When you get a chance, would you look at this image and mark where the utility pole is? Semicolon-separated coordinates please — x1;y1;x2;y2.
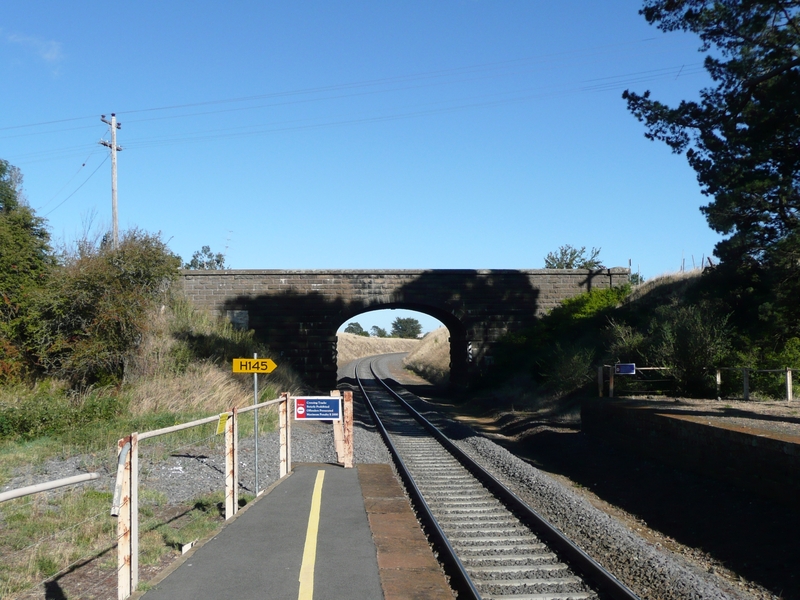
100;114;122;249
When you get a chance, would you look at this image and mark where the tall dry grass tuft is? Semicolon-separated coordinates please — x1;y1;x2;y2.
124;299;303;415
125;361;257;416
626;269;704;304
336;333;419;367
403;327;450;385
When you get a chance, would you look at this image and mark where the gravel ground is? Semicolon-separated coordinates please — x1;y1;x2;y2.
2;403;391;505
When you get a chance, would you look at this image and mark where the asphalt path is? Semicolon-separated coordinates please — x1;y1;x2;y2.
142;463;383;600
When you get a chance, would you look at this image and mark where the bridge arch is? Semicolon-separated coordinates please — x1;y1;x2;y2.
177;268;628;390
337;302;468;384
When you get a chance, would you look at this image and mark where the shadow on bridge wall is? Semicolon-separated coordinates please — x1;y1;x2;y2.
392;270;540;386
221;270;540;391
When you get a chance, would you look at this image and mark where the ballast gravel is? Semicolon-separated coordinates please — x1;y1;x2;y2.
387;386;762;600
2;401;391;507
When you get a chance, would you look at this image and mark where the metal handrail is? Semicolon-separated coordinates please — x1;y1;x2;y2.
0;472;100;504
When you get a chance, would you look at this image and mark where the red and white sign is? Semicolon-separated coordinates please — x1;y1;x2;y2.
294;397;341;420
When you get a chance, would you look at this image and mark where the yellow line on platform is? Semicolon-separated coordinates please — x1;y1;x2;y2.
298;470;325;600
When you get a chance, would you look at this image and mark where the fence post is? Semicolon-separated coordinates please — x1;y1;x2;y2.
716;369;722;400
117;436;132;600
331;390;344;462
609;368;615;398
130;433;139;593
225;409;237;520
743;368;750;401
597;367;604;397
279;394;288;478
787;368;793;402
287;394;292;473
343;391;354;468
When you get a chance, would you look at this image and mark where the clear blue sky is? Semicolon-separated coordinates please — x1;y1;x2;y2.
2;2;720;333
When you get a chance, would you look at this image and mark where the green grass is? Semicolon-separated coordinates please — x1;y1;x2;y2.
0;487;116;596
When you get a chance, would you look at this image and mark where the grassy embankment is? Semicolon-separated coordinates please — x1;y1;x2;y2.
402;269;800;434
335;332;419;367
0;300;300;598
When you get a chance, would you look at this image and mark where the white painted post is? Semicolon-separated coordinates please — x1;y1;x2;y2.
609;368;615;398
279;395;288;478
743;368;750;401
343;391;354;469
117;437;132;600
331;390;344;461
787;368;793;402
233;408;238;511
130;433;139;593
225;410;236;520
597;367;604;397
716;369;722;400
287;394;292;474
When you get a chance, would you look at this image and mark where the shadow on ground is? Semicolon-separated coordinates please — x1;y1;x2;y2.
474;415;799;599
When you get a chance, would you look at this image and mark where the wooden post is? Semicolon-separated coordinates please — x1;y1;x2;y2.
331;390;344;461
342;391;354;468
597;367;604;397
225;409;237;520
233;408;238;511
743;368;750;401
130;433;139;593
279;395;288;478
609;368;615;398
286;394;292;474
117;437;132;600
787;368;793;402
716;369;722;400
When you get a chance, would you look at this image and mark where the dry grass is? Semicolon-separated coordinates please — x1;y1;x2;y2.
403;327;450;385
627;268;704;303
336;333;419;367
125;361;258;416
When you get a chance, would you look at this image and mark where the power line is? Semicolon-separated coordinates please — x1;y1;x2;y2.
42;155;108;217
36;150;99;211
0;35;693;133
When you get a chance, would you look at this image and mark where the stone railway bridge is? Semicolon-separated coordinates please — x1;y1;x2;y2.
177;268;628;390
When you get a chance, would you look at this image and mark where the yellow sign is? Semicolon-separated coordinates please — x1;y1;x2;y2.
216;413;229;435
232;358;278;374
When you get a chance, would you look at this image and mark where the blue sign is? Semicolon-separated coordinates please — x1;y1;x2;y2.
614;363;636;375
295;397;342;420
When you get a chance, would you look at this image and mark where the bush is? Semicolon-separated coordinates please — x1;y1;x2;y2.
21;229;180;387
649;301;732;396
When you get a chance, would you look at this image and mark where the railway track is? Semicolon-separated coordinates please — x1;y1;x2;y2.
354;357;639;600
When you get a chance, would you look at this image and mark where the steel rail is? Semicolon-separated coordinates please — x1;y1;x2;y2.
364;358;640;600
355;360;482;600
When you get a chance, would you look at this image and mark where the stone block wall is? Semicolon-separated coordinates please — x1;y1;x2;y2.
177;268;629;389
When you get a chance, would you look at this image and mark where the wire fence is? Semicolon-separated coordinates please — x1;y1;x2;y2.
598;364;796;401
0;397;289;600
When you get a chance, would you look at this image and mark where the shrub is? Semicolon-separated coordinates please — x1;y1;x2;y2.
21;229;180;387
649;301;732;396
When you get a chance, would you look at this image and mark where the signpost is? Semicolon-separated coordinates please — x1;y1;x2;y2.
232;358;277;374
232;355;278;495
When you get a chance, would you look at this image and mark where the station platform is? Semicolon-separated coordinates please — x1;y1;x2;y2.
140;463;452;600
